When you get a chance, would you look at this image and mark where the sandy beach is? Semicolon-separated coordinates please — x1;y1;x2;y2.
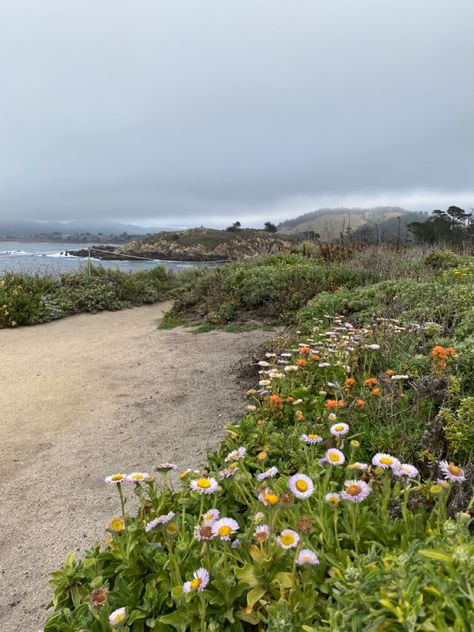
0;304;270;632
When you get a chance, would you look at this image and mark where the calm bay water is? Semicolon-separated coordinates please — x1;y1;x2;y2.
0;241;208;275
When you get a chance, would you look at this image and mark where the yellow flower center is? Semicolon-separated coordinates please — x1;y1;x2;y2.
219;525;232;537
308;434;319;440
264;492;279;505
110;518;125;532
380;457;393;465
190;578;202;591
335;425;344;432
328;452;341;462
111;474;124;481
346;484;361;496
257;451;267;461
430;484;443;495
295;480;308;492
204;513;213;521
448;464;462;476
197;478;211;489
132;474;144;480
166;524;178;534
115;611;125;622
328;496;339;505
280;533;295;546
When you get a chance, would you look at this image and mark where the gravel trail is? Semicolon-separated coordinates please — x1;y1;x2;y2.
0;304;269;631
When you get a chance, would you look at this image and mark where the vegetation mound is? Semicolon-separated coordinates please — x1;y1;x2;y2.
44;318;474;631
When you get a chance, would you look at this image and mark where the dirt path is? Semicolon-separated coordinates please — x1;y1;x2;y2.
0;304;270;632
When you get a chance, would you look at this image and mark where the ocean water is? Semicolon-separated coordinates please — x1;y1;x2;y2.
0;242;209;275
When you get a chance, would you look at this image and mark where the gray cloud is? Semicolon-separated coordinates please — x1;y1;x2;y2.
0;0;473;227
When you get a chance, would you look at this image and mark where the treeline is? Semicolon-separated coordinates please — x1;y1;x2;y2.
408;206;473;245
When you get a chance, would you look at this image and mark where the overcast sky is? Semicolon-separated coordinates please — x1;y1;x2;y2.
0;0;473;227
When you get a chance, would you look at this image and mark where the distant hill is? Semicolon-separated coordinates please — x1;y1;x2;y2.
277;207;428;242
0;219;178;238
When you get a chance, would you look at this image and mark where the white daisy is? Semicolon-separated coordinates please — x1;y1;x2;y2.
202;508;220;524
288;473;314;499
393;463;419;478
330;422;350;437
190;477;219;494
212;517;240;540
372;453;400;470
183;568;209;593
256;466;279;482
296;549;319;566
109;607;126;625
299;433;323;445
126;472;148;483
224;447;247;463
254;524;270;542
105;473;126;484
277;529;300;549
324;448;345;466
439;460;466;483
341;479;371;503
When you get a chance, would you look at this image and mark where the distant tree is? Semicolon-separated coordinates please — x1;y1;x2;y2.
226;221;242;232
263;222;277;233
408;206;473;245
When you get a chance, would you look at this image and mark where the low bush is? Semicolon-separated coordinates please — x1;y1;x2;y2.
44;319;473;631
0;266;173;328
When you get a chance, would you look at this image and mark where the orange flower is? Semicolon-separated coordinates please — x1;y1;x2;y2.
296;359;308;367
385;370;394;376
370;388;381;396
355;399;366;408
299;346;311;354
325;399;338;410
286;396;295;402
337;399;345;409
364;377;378;387
310;354;320;361
269;394;283;408
345;377;356;387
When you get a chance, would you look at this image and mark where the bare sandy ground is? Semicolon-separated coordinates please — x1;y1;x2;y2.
0;304;270;632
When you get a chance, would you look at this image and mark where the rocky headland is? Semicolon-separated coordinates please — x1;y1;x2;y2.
68;227;294;261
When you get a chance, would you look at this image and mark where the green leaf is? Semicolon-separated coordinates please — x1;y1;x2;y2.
158;611;192;627
246;585;266;611
234;564;260;587
418;550;452;563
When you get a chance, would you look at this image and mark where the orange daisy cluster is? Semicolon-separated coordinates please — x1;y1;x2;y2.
364;377;378;387
325;399;345;410
431;346;456;372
